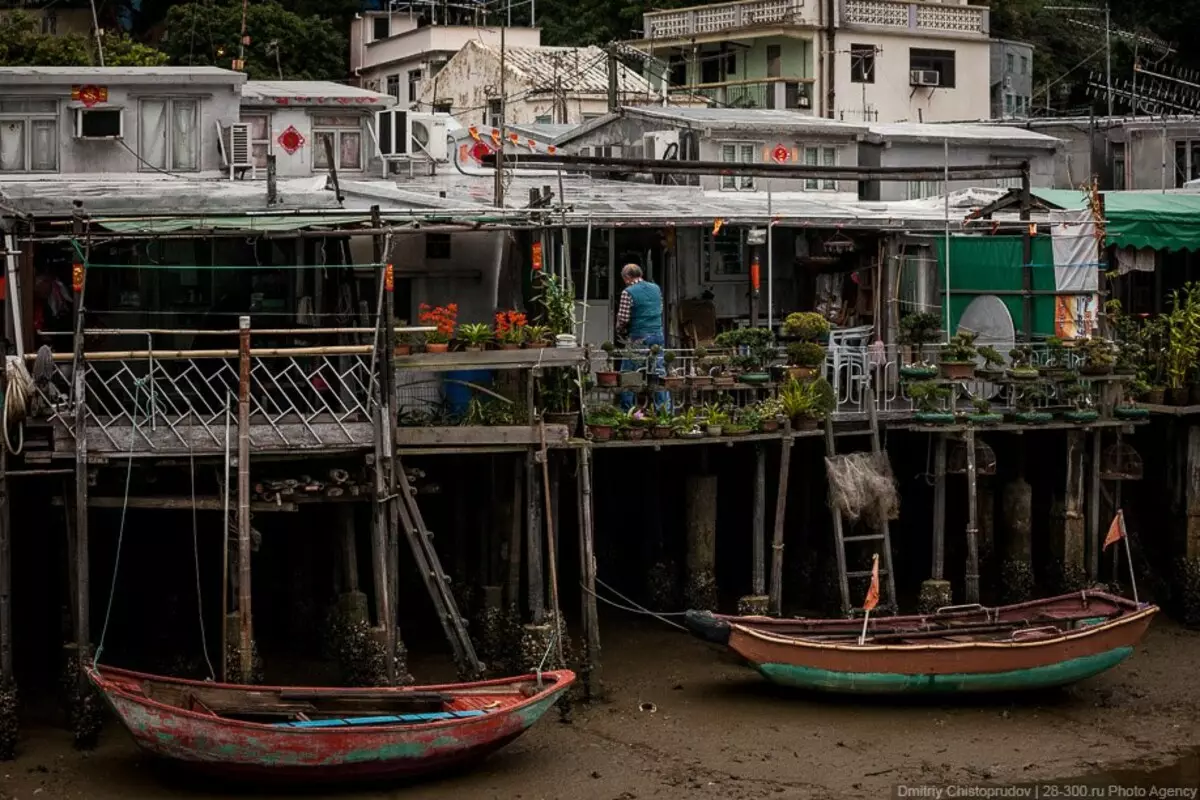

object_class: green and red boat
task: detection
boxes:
[684,591,1155,694]
[87,665,574,783]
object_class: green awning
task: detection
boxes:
[1031,189,1200,252]
[1031,188,1088,210]
[94,214,375,233]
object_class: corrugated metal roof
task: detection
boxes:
[866,122,1059,147]
[0,66,244,85]
[470,43,654,95]
[241,81,395,107]
[503,121,582,144]
[626,106,869,132]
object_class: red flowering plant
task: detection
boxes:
[419,303,458,344]
[494,310,528,346]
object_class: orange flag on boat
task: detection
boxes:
[1103,511,1126,551]
[863,553,880,612]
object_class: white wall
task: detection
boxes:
[238,106,382,179]
[833,32,991,123]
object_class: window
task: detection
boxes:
[766,44,781,78]
[372,16,389,41]
[241,114,270,168]
[1020,56,1028,76]
[1174,140,1200,187]
[75,108,122,138]
[534,114,552,124]
[312,115,363,171]
[486,99,501,128]
[41,13,56,35]
[1004,93,1014,116]
[139,99,198,172]
[725,52,737,76]
[1113,143,1126,190]
[705,225,744,277]
[0,98,58,172]
[407,70,422,104]
[700,51,720,84]
[719,141,755,190]
[386,75,400,101]
[906,180,944,200]
[432,102,452,114]
[909,48,956,88]
[851,44,875,84]
[803,145,837,191]
[668,55,687,86]
[1006,53,1014,72]
[425,233,451,260]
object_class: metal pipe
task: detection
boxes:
[220,396,231,683]
[236,317,253,683]
[579,219,593,345]
[37,326,435,337]
[766,184,774,331]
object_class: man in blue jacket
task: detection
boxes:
[615,264,669,411]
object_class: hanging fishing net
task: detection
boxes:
[825,451,900,530]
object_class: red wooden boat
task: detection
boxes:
[87,665,574,783]
[684,591,1156,694]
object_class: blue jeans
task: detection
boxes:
[619,333,671,412]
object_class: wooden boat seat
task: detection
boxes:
[271,710,487,729]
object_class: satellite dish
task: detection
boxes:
[958,295,1016,400]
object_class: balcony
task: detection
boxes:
[842,0,989,37]
[643,0,816,41]
[686,77,815,110]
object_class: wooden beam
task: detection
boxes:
[394,347,586,373]
[395,425,569,447]
[932,434,947,581]
[50,496,298,512]
[577,446,601,697]
[964,429,980,604]
[768,423,792,615]
[751,443,766,597]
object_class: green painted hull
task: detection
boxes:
[755,646,1134,694]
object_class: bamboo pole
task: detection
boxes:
[236,316,253,683]
[768,422,792,615]
[965,428,980,604]
[33,345,377,362]
[538,421,564,664]
[38,326,435,337]
[374,206,399,685]
[72,215,91,685]
[220,399,231,683]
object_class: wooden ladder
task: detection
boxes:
[825,384,898,616]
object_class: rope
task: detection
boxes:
[534,626,558,689]
[93,380,144,669]
[189,434,215,681]
[586,577,690,633]
[3,356,31,455]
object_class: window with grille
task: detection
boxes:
[906,180,944,200]
[312,115,363,172]
[909,48,956,88]
[719,141,755,190]
[803,145,837,191]
[241,113,271,168]
[850,44,875,84]
[0,98,58,173]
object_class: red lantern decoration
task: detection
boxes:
[771,144,790,164]
[750,255,761,291]
[531,242,543,271]
[72,262,85,293]
[277,125,305,155]
[384,264,394,293]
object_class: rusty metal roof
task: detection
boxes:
[469,42,656,96]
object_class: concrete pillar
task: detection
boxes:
[1054,431,1088,591]
[977,480,996,603]
[685,474,718,610]
[1000,475,1035,603]
[1181,426,1200,624]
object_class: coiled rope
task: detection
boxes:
[3,356,32,455]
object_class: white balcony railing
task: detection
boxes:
[641,0,988,41]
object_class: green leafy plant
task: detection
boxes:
[778,377,835,421]
[756,396,787,420]
[899,312,942,346]
[672,406,703,434]
[787,341,825,368]
[971,397,992,414]
[664,350,678,374]
[978,346,1006,370]
[1078,336,1116,370]
[941,331,978,363]
[457,323,493,346]
[585,404,622,427]
[1044,337,1066,367]
[782,312,830,341]
[907,381,951,413]
[1014,382,1051,413]
[533,272,576,336]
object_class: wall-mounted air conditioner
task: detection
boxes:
[910,69,940,87]
[74,108,123,139]
[376,108,410,158]
[221,122,254,179]
[410,115,448,160]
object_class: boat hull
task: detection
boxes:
[92,668,573,783]
[729,606,1155,695]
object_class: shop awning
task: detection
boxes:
[94,214,376,234]
[1030,189,1200,252]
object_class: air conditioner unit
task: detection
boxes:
[797,95,812,108]
[410,115,448,161]
[376,108,410,157]
[73,107,123,140]
[221,122,254,179]
[910,69,941,87]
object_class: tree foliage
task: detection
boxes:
[160,0,346,81]
[0,10,168,67]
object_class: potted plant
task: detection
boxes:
[1013,383,1053,424]
[1116,378,1152,420]
[782,311,831,342]
[1060,381,1099,423]
[940,331,978,380]
[651,406,675,439]
[596,341,620,387]
[494,310,528,350]
[458,322,493,352]
[966,397,1002,426]
[543,371,580,433]
[908,382,954,425]
[1165,284,1200,404]
[663,351,685,390]
[1007,345,1040,381]
[623,407,651,441]
[672,407,705,439]
[1078,337,1116,376]
[779,376,835,431]
[899,311,942,368]
[690,346,714,388]
[787,341,825,381]
[756,396,786,432]
[1039,337,1069,378]
[726,406,759,436]
[976,345,1006,381]
[394,320,415,356]
[711,356,736,388]
[524,324,552,348]
[702,403,729,437]
[418,303,457,353]
[585,405,620,442]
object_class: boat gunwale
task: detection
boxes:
[729,604,1157,654]
[88,665,575,736]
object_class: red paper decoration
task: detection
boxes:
[277,125,305,155]
[771,144,790,164]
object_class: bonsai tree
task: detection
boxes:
[942,331,978,363]
[788,341,825,368]
[1078,336,1117,373]
[1014,382,1051,413]
[977,345,1006,378]
[898,311,942,355]
[1059,381,1090,410]
[1044,337,1066,369]
[664,350,677,374]
[907,381,952,413]
[1008,345,1039,380]
[782,312,831,341]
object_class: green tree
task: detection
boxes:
[161,0,346,81]
[0,10,168,66]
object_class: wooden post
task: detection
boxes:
[506,457,522,610]
[0,378,11,684]
[339,505,359,593]
[236,316,254,683]
[768,423,792,615]
[71,215,90,680]
[525,371,544,622]
[964,429,980,604]
[372,206,399,684]
[1060,430,1087,590]
[751,444,766,596]
[1087,429,1101,583]
[932,434,947,581]
[538,422,563,663]
[577,446,601,696]
[825,417,851,616]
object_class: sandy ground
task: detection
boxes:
[1,618,1198,800]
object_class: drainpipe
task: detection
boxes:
[825,0,836,119]
[816,1,825,116]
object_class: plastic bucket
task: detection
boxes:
[444,369,493,416]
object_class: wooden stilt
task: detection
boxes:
[1061,430,1086,589]
[1087,429,1101,583]
[0,390,12,683]
[373,207,399,685]
[538,422,563,663]
[72,215,91,682]
[577,445,601,696]
[964,429,980,604]
[505,456,522,610]
[825,418,851,616]
[526,448,545,623]
[339,505,359,593]
[236,316,254,683]
[751,444,766,597]
[932,434,947,582]
[369,434,392,667]
[769,423,792,615]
